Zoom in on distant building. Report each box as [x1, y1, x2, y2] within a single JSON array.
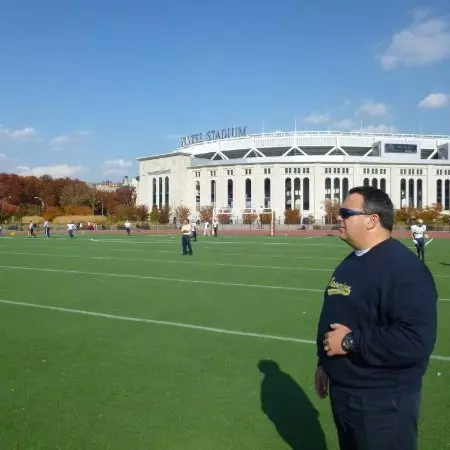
[[90, 181, 123, 193], [135, 129, 450, 222], [89, 177, 139, 193]]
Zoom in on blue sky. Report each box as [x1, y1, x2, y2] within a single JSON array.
[[0, 0, 449, 181]]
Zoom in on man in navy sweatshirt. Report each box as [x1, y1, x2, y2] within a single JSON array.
[[315, 186, 437, 450]]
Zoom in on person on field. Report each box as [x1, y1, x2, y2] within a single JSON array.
[[411, 218, 427, 262], [315, 186, 437, 450], [181, 219, 193, 255]]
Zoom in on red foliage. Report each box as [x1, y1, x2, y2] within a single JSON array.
[[216, 213, 231, 224], [242, 213, 258, 224], [260, 213, 273, 225], [284, 209, 300, 225], [199, 206, 214, 222]]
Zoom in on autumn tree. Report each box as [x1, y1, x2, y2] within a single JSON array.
[[174, 205, 191, 223], [0, 201, 17, 222], [59, 182, 90, 206], [242, 213, 258, 224], [42, 206, 63, 221], [84, 187, 100, 214], [284, 209, 300, 225], [115, 186, 136, 206], [114, 204, 137, 221], [158, 205, 171, 224], [149, 206, 159, 224], [324, 199, 341, 224], [135, 205, 149, 225], [199, 206, 214, 222]]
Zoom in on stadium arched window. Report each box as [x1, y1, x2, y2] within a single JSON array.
[[227, 179, 233, 208], [333, 178, 340, 201], [325, 177, 331, 200], [363, 178, 369, 187], [303, 178, 310, 211], [445, 180, 450, 210], [152, 178, 157, 207], [437, 179, 442, 205], [408, 179, 414, 208], [158, 177, 163, 208], [416, 179, 422, 208], [342, 178, 349, 199], [165, 177, 169, 206], [371, 178, 378, 189], [400, 179, 406, 207], [195, 181, 200, 210], [245, 178, 252, 208], [294, 178, 301, 209], [285, 178, 292, 210], [264, 178, 271, 208], [211, 180, 216, 207], [380, 178, 386, 193]]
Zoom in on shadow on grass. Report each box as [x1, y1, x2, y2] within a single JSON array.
[[438, 262, 450, 266], [258, 360, 328, 450]]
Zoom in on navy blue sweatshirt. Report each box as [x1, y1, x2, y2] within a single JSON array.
[[316, 237, 437, 395]]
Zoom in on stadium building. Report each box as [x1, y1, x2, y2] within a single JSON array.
[[136, 128, 450, 223]]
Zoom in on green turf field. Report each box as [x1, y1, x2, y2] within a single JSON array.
[[0, 232, 449, 449]]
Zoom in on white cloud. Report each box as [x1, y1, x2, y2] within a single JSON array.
[[16, 164, 84, 178], [356, 102, 390, 117], [303, 112, 330, 125], [352, 124, 399, 134], [0, 125, 37, 141], [332, 119, 356, 130], [418, 93, 450, 109], [379, 9, 450, 69], [101, 159, 133, 176], [50, 130, 92, 149]]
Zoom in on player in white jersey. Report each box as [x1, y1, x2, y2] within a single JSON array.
[[28, 221, 36, 238], [411, 218, 428, 262], [124, 220, 131, 236], [67, 221, 76, 239], [203, 221, 210, 236], [44, 220, 51, 238]]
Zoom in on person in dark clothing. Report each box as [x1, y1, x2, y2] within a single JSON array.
[[315, 186, 437, 450]]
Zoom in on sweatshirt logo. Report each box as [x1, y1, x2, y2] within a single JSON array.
[[327, 277, 352, 296]]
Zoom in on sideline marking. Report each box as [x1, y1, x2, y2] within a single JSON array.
[[426, 238, 434, 247], [0, 299, 448, 361]]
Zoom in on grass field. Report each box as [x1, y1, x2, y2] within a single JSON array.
[[0, 232, 449, 449]]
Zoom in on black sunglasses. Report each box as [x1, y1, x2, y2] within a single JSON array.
[[339, 208, 369, 219]]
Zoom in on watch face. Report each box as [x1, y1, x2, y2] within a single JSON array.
[[343, 334, 354, 351]]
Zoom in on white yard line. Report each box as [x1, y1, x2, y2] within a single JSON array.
[[0, 250, 335, 273], [0, 298, 448, 362], [0, 264, 324, 293], [1, 263, 450, 302], [426, 238, 434, 247], [3, 249, 450, 279]]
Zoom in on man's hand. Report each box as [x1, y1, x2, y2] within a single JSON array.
[[314, 365, 329, 399], [322, 323, 352, 356]]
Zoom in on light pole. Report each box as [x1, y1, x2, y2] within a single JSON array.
[[34, 196, 45, 214]]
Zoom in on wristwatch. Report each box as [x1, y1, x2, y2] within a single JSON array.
[[341, 332, 354, 352]]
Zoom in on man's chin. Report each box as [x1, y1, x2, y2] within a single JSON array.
[[338, 228, 347, 240]]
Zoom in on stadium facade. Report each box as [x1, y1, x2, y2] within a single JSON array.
[[136, 129, 450, 222]]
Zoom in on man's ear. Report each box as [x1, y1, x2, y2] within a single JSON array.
[[366, 214, 379, 231]]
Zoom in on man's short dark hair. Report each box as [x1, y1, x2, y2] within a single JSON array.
[[348, 186, 394, 231]]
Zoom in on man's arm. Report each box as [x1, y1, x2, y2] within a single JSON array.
[[352, 275, 437, 367]]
